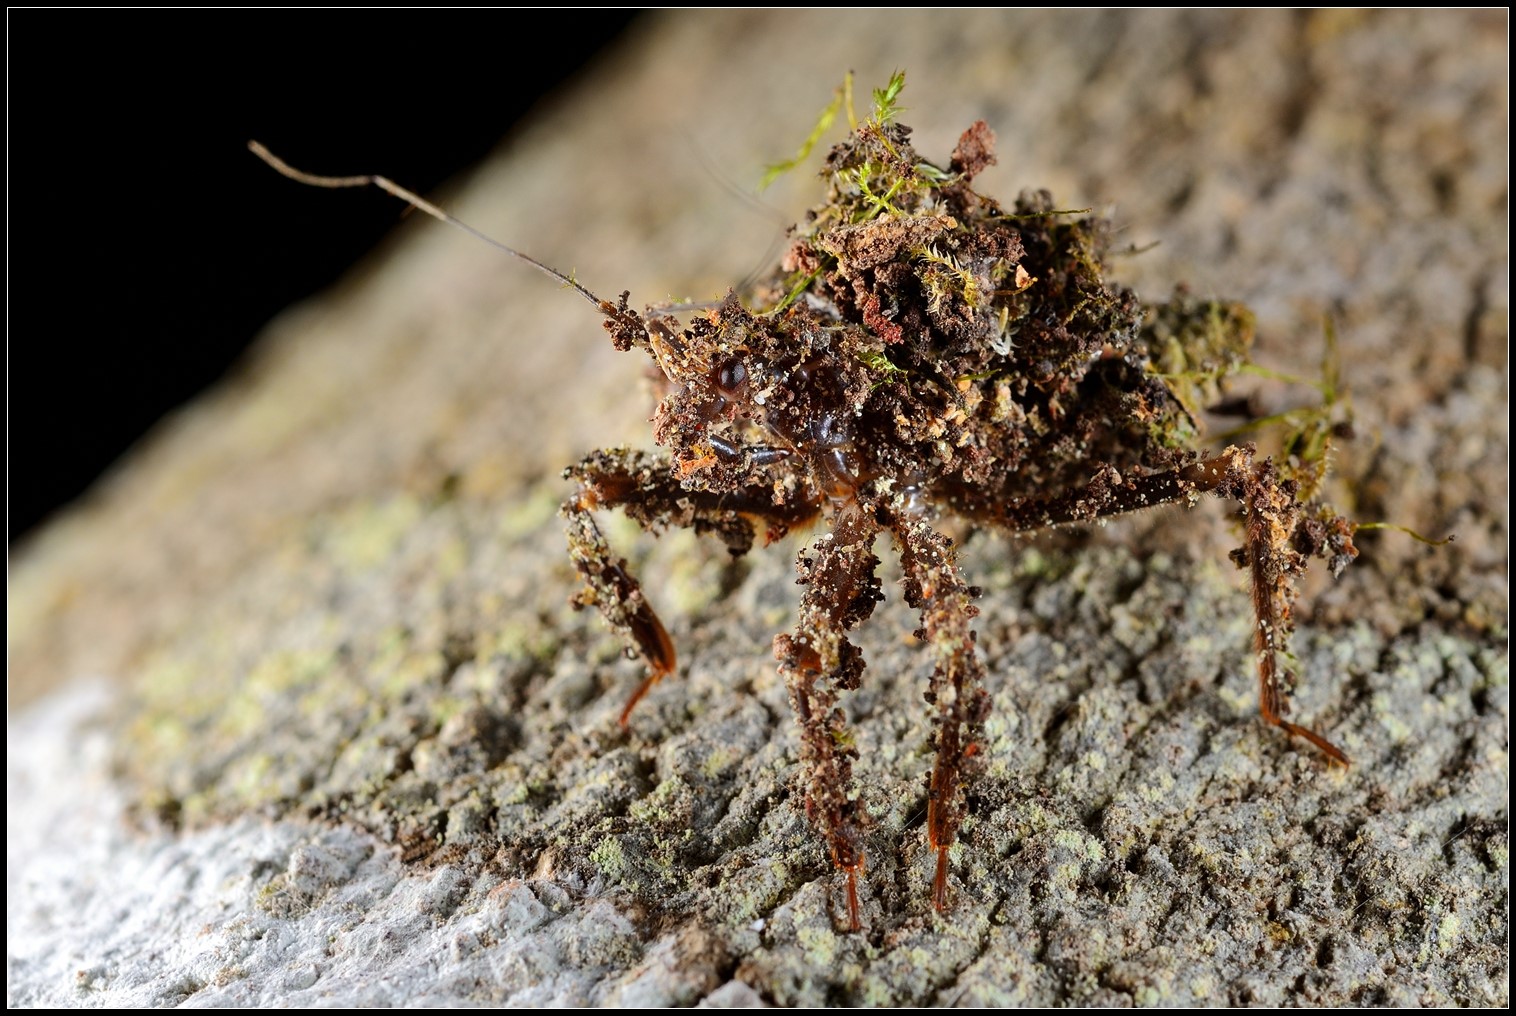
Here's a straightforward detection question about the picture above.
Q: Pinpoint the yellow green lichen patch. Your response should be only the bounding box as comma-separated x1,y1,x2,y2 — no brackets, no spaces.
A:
445,789,496,844
1136,769,1178,804
714,859,794,926
324,496,425,572
1044,828,1107,902
629,776,690,825
590,834,628,882
129,707,193,768
795,921,838,968
1436,911,1463,954
246,648,340,697
1487,840,1508,871
1052,827,1106,865
699,746,738,780
498,782,531,807
253,873,316,919
432,532,469,582
425,694,473,730
133,655,207,715
325,733,409,802
1006,798,1059,838
223,752,277,806
496,479,562,542
476,620,560,667
220,648,342,739
370,635,449,702
1374,691,1414,742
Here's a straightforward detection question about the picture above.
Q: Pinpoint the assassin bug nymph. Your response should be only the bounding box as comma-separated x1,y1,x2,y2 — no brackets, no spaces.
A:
252,73,1366,932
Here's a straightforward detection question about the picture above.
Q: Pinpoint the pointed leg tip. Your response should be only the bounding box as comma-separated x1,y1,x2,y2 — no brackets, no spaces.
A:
617,676,653,727
932,846,951,913
1278,719,1351,768
845,868,862,932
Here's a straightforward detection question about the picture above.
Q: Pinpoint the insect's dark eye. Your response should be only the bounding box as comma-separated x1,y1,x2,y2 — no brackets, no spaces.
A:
715,360,748,396
810,411,852,449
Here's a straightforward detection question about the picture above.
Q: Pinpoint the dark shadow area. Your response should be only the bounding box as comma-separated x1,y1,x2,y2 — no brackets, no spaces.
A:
8,13,641,543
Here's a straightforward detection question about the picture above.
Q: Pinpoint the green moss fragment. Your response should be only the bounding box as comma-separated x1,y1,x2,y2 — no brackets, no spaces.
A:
1143,292,1254,422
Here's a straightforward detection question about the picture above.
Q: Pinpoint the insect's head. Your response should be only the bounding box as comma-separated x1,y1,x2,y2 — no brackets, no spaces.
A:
634,295,876,504
630,302,783,477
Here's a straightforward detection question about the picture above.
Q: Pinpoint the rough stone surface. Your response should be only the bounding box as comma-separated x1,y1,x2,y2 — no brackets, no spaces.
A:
9,10,1506,1007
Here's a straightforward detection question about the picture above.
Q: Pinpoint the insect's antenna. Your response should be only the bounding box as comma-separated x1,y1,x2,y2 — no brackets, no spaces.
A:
248,141,605,311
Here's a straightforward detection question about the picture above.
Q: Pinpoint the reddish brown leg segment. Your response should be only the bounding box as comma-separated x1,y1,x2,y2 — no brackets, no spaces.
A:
565,448,796,557
893,516,992,913
774,501,883,931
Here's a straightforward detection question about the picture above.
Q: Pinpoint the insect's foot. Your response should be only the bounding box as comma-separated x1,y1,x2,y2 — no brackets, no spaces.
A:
617,660,673,727
617,675,655,727
1277,719,1351,767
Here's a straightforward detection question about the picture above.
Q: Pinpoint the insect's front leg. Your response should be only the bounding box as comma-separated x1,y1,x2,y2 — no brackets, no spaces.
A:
561,488,679,727
565,448,823,724
892,515,992,915
773,501,883,931
562,451,741,723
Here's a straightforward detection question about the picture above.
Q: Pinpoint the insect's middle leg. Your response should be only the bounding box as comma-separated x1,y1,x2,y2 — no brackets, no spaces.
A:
773,501,883,931
892,515,992,914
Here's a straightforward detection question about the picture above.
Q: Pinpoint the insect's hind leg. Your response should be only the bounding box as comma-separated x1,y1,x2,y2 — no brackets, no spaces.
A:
967,444,1355,764
1231,455,1356,765
773,501,884,931
892,514,992,914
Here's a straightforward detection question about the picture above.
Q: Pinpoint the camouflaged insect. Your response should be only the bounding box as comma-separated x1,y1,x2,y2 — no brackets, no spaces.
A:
559,74,1359,929
250,74,1360,931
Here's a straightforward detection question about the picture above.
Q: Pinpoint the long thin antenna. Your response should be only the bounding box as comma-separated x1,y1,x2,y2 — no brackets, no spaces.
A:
248,141,605,309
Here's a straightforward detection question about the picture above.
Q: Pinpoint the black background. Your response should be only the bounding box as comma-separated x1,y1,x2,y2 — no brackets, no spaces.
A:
9,13,641,544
